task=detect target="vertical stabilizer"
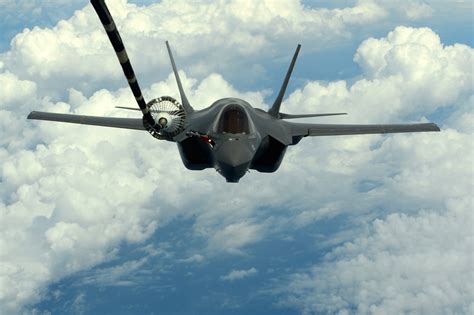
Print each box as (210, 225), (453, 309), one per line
(166, 41), (194, 113)
(268, 44), (301, 118)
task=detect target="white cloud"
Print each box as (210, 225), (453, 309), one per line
(285, 26), (473, 125)
(0, 0), (435, 97)
(261, 26), (472, 315)
(221, 267), (258, 282)
(179, 254), (205, 264)
(373, 0), (433, 19)
(71, 292), (87, 315)
(0, 0), (85, 16)
(445, 95), (473, 134)
(80, 257), (148, 287)
(207, 222), (264, 252)
(0, 0), (87, 34)
(0, 70), (274, 313)
(0, 71), (36, 107)
(278, 198), (474, 314)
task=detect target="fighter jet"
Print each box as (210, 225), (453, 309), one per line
(28, 0), (440, 182)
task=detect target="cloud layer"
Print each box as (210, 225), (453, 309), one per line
(279, 198), (473, 315)
(285, 26), (473, 126)
(221, 267), (258, 282)
(0, 0), (438, 96)
(274, 26), (473, 315)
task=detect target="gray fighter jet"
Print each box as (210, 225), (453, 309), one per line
(28, 0), (440, 182)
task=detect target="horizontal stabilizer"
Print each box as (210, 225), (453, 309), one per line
(116, 106), (141, 111)
(28, 111), (145, 130)
(279, 112), (347, 119)
(116, 106), (166, 114)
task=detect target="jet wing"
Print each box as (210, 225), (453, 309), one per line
(290, 122), (440, 137)
(27, 111), (145, 130)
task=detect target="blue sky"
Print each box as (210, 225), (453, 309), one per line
(0, 1), (473, 314)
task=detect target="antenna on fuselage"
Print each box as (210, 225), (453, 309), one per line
(166, 41), (194, 114)
(268, 44), (301, 118)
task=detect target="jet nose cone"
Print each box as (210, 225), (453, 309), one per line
(215, 140), (253, 167)
(214, 139), (253, 182)
(219, 162), (249, 183)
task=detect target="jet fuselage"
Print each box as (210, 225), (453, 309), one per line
(177, 98), (291, 182)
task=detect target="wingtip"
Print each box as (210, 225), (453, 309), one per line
(423, 122), (440, 132)
(27, 111), (36, 119)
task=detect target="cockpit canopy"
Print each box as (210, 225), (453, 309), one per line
(217, 105), (250, 134)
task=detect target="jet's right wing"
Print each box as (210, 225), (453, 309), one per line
(290, 122), (440, 137)
(28, 111), (145, 131)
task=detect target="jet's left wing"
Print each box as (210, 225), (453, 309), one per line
(290, 121), (440, 137)
(28, 111), (145, 130)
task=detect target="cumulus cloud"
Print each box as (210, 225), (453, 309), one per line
(373, 0), (433, 19)
(0, 71), (37, 107)
(0, 0), (85, 18)
(207, 221), (264, 253)
(0, 0), (87, 48)
(179, 254), (205, 264)
(0, 1), (472, 313)
(0, 69), (272, 313)
(2, 28), (472, 311)
(0, 0), (435, 96)
(221, 267), (258, 281)
(278, 198), (473, 314)
(80, 257), (148, 287)
(267, 27), (473, 314)
(285, 26), (473, 124)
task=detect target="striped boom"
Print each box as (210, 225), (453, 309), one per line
(90, 0), (155, 126)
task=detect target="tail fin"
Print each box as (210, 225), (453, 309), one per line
(268, 44), (301, 118)
(166, 41), (194, 114)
